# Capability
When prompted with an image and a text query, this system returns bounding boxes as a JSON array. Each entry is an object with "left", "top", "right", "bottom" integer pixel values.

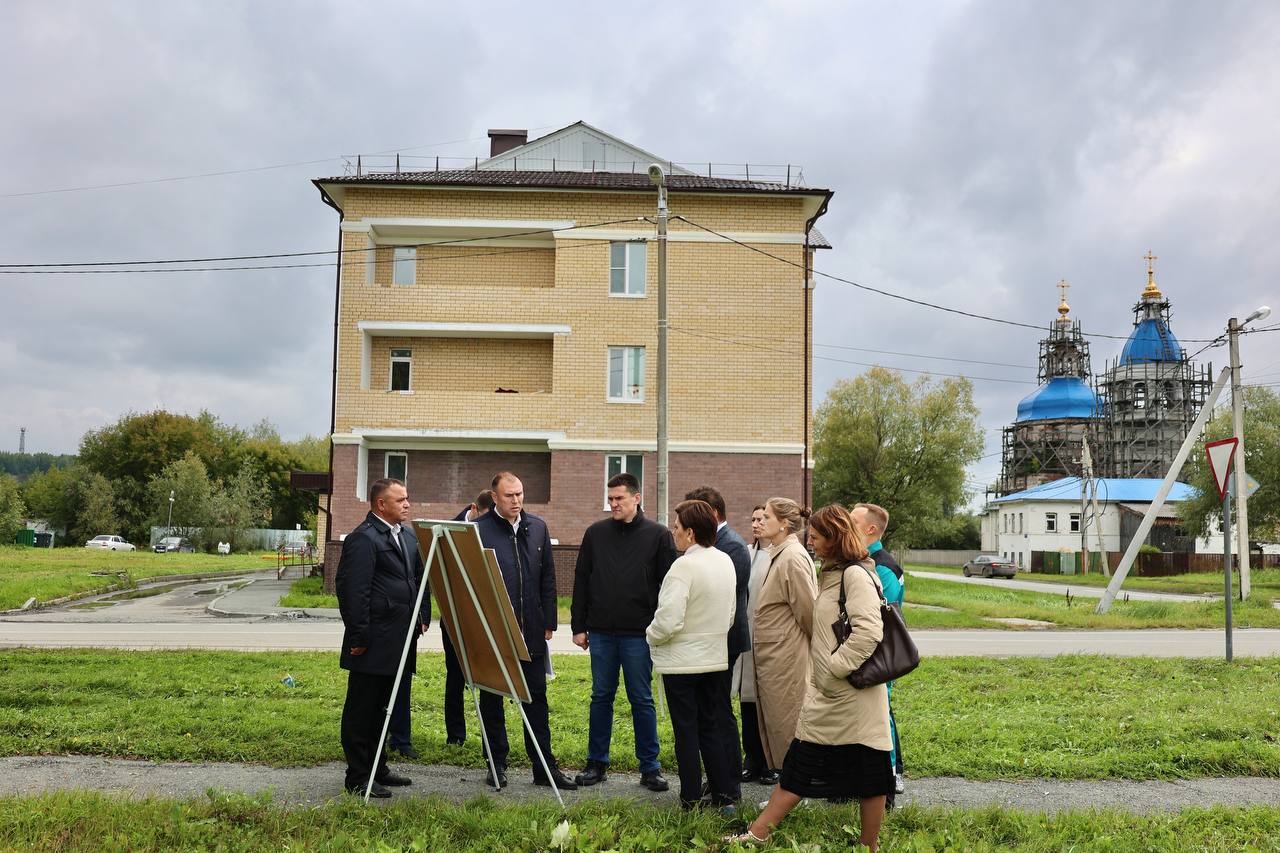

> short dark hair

[
  {"left": 674, "top": 500, "right": 718, "bottom": 547},
  {"left": 607, "top": 473, "right": 640, "bottom": 494},
  {"left": 368, "top": 478, "right": 403, "bottom": 503},
  {"left": 475, "top": 490, "right": 495, "bottom": 511},
  {"left": 491, "top": 471, "right": 519, "bottom": 490},
  {"left": 684, "top": 486, "right": 726, "bottom": 521},
  {"left": 809, "top": 504, "right": 868, "bottom": 563}
]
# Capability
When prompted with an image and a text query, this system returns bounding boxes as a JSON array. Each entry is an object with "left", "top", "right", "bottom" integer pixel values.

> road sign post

[{"left": 1205, "top": 437, "right": 1238, "bottom": 662}]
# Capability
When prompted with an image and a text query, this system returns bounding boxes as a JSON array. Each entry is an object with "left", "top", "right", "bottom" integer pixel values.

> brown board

[{"left": 413, "top": 519, "right": 532, "bottom": 703}]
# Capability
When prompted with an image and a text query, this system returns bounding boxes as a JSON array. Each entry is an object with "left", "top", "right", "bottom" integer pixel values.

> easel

[{"left": 365, "top": 521, "right": 564, "bottom": 807}]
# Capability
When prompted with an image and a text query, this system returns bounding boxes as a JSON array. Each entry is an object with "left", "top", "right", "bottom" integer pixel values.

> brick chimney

[{"left": 488, "top": 129, "right": 528, "bottom": 157}]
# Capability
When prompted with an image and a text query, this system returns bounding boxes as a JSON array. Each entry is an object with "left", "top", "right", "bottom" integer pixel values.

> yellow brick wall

[{"left": 332, "top": 186, "right": 816, "bottom": 447}]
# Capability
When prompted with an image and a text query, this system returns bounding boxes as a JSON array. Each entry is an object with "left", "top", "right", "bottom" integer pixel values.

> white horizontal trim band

[
  {"left": 548, "top": 439, "right": 806, "bottom": 454},
  {"left": 555, "top": 229, "right": 809, "bottom": 245},
  {"left": 357, "top": 321, "right": 570, "bottom": 339}
]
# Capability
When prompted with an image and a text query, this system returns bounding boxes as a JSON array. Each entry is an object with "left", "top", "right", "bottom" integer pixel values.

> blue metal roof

[
  {"left": 992, "top": 477, "right": 1196, "bottom": 504},
  {"left": 1015, "top": 377, "right": 1098, "bottom": 422},
  {"left": 1120, "top": 318, "right": 1184, "bottom": 364}
]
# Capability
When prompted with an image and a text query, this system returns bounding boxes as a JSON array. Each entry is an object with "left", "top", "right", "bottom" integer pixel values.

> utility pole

[
  {"left": 1229, "top": 305, "right": 1272, "bottom": 600},
  {"left": 1082, "top": 439, "right": 1109, "bottom": 576},
  {"left": 648, "top": 164, "right": 669, "bottom": 526},
  {"left": 1080, "top": 471, "right": 1089, "bottom": 573}
]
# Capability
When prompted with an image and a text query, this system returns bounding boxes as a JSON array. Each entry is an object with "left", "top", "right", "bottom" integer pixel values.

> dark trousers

[
  {"left": 442, "top": 630, "right": 467, "bottom": 741},
  {"left": 388, "top": 673, "right": 412, "bottom": 750},
  {"left": 740, "top": 700, "right": 767, "bottom": 773},
  {"left": 340, "top": 670, "right": 394, "bottom": 789},
  {"left": 478, "top": 656, "right": 556, "bottom": 775},
  {"left": 662, "top": 669, "right": 742, "bottom": 805},
  {"left": 891, "top": 703, "right": 903, "bottom": 774}
]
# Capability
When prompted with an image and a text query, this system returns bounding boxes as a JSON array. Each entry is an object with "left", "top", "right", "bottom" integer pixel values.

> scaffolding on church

[
  {"left": 1091, "top": 259, "right": 1212, "bottom": 479},
  {"left": 997, "top": 283, "right": 1099, "bottom": 497}
]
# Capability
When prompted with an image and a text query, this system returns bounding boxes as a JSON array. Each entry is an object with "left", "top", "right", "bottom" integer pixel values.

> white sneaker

[{"left": 894, "top": 773, "right": 905, "bottom": 795}]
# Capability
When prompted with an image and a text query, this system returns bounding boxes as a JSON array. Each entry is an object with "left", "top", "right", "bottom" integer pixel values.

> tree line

[{"left": 0, "top": 411, "right": 327, "bottom": 550}]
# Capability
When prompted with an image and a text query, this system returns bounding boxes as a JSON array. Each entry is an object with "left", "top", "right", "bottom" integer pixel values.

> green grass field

[
  {"left": 0, "top": 546, "right": 277, "bottom": 610},
  {"left": 908, "top": 563, "right": 1280, "bottom": 598},
  {"left": 2, "top": 650, "right": 1278, "bottom": 780},
  {"left": 1, "top": 794, "right": 1277, "bottom": 852},
  {"left": 279, "top": 576, "right": 575, "bottom": 624}
]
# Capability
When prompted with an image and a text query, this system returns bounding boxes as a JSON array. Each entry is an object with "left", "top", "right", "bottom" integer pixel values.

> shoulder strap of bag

[{"left": 858, "top": 562, "right": 889, "bottom": 607}]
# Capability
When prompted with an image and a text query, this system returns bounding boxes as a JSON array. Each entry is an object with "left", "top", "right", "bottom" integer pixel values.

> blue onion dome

[
  {"left": 1120, "top": 318, "right": 1184, "bottom": 363},
  {"left": 1015, "top": 377, "right": 1099, "bottom": 422}
]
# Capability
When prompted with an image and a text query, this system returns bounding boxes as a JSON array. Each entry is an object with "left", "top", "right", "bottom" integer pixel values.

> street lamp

[
  {"left": 1228, "top": 304, "right": 1270, "bottom": 599},
  {"left": 648, "top": 163, "right": 669, "bottom": 526},
  {"left": 166, "top": 489, "right": 175, "bottom": 534}
]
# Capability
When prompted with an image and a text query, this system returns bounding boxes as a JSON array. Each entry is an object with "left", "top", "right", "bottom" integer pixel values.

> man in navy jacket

[
  {"left": 335, "top": 477, "right": 429, "bottom": 797},
  {"left": 473, "top": 471, "right": 576, "bottom": 791}
]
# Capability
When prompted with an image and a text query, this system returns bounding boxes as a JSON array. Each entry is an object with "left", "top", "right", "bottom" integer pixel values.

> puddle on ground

[{"left": 69, "top": 601, "right": 116, "bottom": 609}]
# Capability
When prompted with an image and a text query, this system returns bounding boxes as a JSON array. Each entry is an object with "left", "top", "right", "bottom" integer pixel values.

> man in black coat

[
  {"left": 473, "top": 472, "right": 577, "bottom": 791},
  {"left": 335, "top": 477, "right": 429, "bottom": 797}
]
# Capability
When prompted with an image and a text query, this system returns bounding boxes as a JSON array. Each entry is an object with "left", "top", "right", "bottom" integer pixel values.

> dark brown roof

[{"left": 315, "top": 169, "right": 829, "bottom": 196}]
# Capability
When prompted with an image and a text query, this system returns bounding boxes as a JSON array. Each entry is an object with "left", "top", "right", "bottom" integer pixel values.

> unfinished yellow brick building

[{"left": 312, "top": 122, "right": 832, "bottom": 560}]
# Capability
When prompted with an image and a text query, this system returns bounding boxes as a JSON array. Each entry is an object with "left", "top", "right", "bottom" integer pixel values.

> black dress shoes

[
  {"left": 445, "top": 736, "right": 465, "bottom": 746},
  {"left": 376, "top": 771, "right": 412, "bottom": 787},
  {"left": 391, "top": 744, "right": 420, "bottom": 760},
  {"left": 574, "top": 760, "right": 607, "bottom": 787},
  {"left": 639, "top": 771, "right": 670, "bottom": 792},
  {"left": 345, "top": 781, "right": 393, "bottom": 798},
  {"left": 533, "top": 767, "right": 579, "bottom": 791},
  {"left": 485, "top": 764, "right": 508, "bottom": 789},
  {"left": 758, "top": 769, "right": 780, "bottom": 785},
  {"left": 740, "top": 766, "right": 762, "bottom": 783}
]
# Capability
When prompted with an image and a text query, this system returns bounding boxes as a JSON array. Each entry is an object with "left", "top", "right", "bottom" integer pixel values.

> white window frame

[
  {"left": 389, "top": 348, "right": 412, "bottom": 393},
  {"left": 609, "top": 241, "right": 647, "bottom": 297},
  {"left": 604, "top": 453, "right": 644, "bottom": 511},
  {"left": 384, "top": 452, "right": 408, "bottom": 486},
  {"left": 607, "top": 346, "right": 645, "bottom": 402},
  {"left": 393, "top": 246, "right": 416, "bottom": 286},
  {"left": 1069, "top": 512, "right": 1082, "bottom": 533},
  {"left": 1045, "top": 512, "right": 1058, "bottom": 533}
]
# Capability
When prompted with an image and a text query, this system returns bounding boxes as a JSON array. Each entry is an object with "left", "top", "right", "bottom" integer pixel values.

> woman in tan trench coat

[
  {"left": 732, "top": 505, "right": 893, "bottom": 851},
  {"left": 750, "top": 497, "right": 818, "bottom": 775}
]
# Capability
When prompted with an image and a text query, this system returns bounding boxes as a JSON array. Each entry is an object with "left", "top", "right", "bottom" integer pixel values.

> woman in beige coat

[
  {"left": 731, "top": 505, "right": 773, "bottom": 782},
  {"left": 733, "top": 505, "right": 893, "bottom": 851},
  {"left": 750, "top": 497, "right": 818, "bottom": 777}
]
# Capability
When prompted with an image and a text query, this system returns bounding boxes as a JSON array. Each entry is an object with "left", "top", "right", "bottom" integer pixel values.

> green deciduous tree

[
  {"left": 814, "top": 366, "right": 985, "bottom": 547},
  {"left": 71, "top": 471, "right": 120, "bottom": 545},
  {"left": 0, "top": 474, "right": 26, "bottom": 543},
  {"left": 1179, "top": 386, "right": 1280, "bottom": 543},
  {"left": 147, "top": 452, "right": 215, "bottom": 545},
  {"left": 209, "top": 462, "right": 271, "bottom": 552}
]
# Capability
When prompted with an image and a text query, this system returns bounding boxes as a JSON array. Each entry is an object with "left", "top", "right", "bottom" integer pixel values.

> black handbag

[{"left": 830, "top": 562, "right": 920, "bottom": 689}]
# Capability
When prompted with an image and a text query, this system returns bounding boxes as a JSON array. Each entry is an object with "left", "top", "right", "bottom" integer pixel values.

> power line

[
  {"left": 669, "top": 325, "right": 1037, "bottom": 385},
  {"left": 0, "top": 218, "right": 644, "bottom": 270},
  {"left": 671, "top": 214, "right": 1225, "bottom": 343}
]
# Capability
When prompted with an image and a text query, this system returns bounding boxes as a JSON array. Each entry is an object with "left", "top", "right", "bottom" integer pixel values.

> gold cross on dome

[
  {"left": 1142, "top": 250, "right": 1162, "bottom": 298},
  {"left": 1057, "top": 279, "right": 1070, "bottom": 317}
]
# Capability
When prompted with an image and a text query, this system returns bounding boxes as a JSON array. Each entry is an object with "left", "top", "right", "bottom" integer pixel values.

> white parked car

[{"left": 85, "top": 535, "right": 136, "bottom": 552}]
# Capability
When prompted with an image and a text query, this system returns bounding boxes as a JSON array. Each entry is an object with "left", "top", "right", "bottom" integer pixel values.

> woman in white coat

[{"left": 646, "top": 499, "right": 741, "bottom": 809}]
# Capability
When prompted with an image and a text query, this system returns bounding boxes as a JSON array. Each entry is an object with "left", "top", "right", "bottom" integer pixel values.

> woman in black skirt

[{"left": 730, "top": 504, "right": 894, "bottom": 851}]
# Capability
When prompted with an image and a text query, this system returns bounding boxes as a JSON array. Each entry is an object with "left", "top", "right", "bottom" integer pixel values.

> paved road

[
  {"left": 907, "top": 570, "right": 1217, "bottom": 602},
  {"left": 3, "top": 755, "right": 1277, "bottom": 814},
  {"left": 5, "top": 572, "right": 1279, "bottom": 656}
]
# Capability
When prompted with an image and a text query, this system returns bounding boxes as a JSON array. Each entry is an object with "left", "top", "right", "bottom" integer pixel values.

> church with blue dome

[{"left": 996, "top": 255, "right": 1213, "bottom": 497}]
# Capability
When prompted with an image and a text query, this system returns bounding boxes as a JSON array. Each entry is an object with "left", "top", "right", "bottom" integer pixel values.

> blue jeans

[{"left": 587, "top": 632, "right": 660, "bottom": 774}]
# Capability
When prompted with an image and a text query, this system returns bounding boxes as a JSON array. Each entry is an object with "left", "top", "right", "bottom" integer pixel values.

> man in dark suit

[
  {"left": 473, "top": 471, "right": 577, "bottom": 791},
  {"left": 335, "top": 477, "right": 429, "bottom": 797}
]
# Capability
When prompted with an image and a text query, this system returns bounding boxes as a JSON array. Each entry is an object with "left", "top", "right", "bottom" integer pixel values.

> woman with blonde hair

[
  {"left": 749, "top": 497, "right": 818, "bottom": 782},
  {"left": 731, "top": 504, "right": 893, "bottom": 851}
]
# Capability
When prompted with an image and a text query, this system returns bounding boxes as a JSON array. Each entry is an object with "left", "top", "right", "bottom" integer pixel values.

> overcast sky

[{"left": 4, "top": 0, "right": 1278, "bottom": 500}]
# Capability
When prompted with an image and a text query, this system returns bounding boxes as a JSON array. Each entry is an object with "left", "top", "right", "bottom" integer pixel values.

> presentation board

[{"left": 412, "top": 519, "right": 532, "bottom": 704}]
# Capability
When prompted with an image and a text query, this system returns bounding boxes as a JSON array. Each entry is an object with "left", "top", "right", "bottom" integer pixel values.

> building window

[
  {"left": 1002, "top": 514, "right": 1008, "bottom": 533},
  {"left": 1133, "top": 381, "right": 1146, "bottom": 410},
  {"left": 389, "top": 348, "right": 412, "bottom": 392},
  {"left": 609, "top": 241, "right": 646, "bottom": 296},
  {"left": 608, "top": 346, "right": 645, "bottom": 402},
  {"left": 1045, "top": 512, "right": 1058, "bottom": 533},
  {"left": 1069, "top": 513, "right": 1081, "bottom": 533},
  {"left": 393, "top": 246, "right": 416, "bottom": 285},
  {"left": 1018, "top": 512, "right": 1024, "bottom": 534},
  {"left": 385, "top": 452, "right": 408, "bottom": 485},
  {"left": 605, "top": 454, "right": 644, "bottom": 510}
]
